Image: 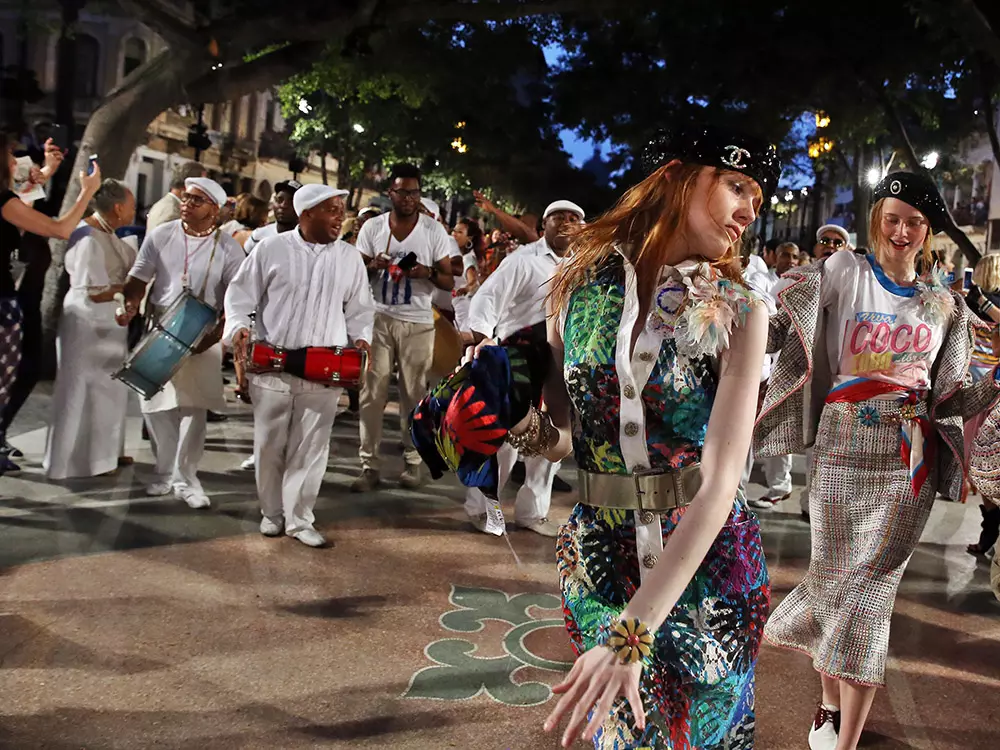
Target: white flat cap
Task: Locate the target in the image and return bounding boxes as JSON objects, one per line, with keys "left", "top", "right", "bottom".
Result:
{"left": 293, "top": 184, "right": 349, "bottom": 216}
{"left": 816, "top": 223, "right": 851, "bottom": 245}
{"left": 543, "top": 200, "right": 585, "bottom": 220}
{"left": 184, "top": 177, "right": 227, "bottom": 207}
{"left": 420, "top": 197, "right": 441, "bottom": 219}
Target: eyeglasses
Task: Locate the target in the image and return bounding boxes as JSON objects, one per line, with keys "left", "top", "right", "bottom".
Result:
{"left": 817, "top": 236, "right": 846, "bottom": 248}
{"left": 390, "top": 188, "right": 421, "bottom": 199}
{"left": 180, "top": 193, "right": 209, "bottom": 208}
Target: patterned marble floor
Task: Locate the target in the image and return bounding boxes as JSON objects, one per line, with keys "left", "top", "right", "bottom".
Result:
{"left": 1, "top": 387, "right": 998, "bottom": 749}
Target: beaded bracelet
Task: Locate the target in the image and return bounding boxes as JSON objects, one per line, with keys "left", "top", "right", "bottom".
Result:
{"left": 506, "top": 407, "right": 556, "bottom": 456}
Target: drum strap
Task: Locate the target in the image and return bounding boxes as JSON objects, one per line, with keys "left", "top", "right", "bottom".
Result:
{"left": 195, "top": 230, "right": 222, "bottom": 301}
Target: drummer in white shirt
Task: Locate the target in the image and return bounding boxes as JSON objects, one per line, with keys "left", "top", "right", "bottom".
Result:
{"left": 119, "top": 177, "right": 244, "bottom": 508}
{"left": 464, "top": 199, "right": 584, "bottom": 537}
{"left": 225, "top": 185, "right": 374, "bottom": 548}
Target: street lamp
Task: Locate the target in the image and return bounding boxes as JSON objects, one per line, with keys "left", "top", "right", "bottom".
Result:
{"left": 921, "top": 151, "right": 939, "bottom": 170}
{"left": 298, "top": 99, "right": 311, "bottom": 114}
{"left": 866, "top": 167, "right": 881, "bottom": 186}
{"left": 784, "top": 190, "right": 794, "bottom": 202}
{"left": 815, "top": 111, "right": 831, "bottom": 129}
{"left": 352, "top": 123, "right": 365, "bottom": 134}
{"left": 770, "top": 195, "right": 779, "bottom": 206}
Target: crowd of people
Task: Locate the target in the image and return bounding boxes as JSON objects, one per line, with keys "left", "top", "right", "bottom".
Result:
{"left": 2, "top": 124, "right": 1000, "bottom": 750}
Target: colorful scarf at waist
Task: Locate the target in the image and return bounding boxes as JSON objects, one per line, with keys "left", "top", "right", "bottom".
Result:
{"left": 826, "top": 377, "right": 933, "bottom": 497}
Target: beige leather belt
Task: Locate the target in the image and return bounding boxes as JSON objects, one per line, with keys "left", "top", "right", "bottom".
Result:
{"left": 578, "top": 465, "right": 702, "bottom": 513}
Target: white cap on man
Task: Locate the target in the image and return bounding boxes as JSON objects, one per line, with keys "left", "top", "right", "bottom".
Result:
{"left": 184, "top": 177, "right": 228, "bottom": 208}
{"left": 543, "top": 200, "right": 585, "bottom": 221}
{"left": 816, "top": 224, "right": 851, "bottom": 246}
{"left": 293, "top": 184, "right": 349, "bottom": 216}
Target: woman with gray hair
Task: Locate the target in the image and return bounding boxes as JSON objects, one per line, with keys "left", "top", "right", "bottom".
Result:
{"left": 44, "top": 179, "right": 137, "bottom": 479}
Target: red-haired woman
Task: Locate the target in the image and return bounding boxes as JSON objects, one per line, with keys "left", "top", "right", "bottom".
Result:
{"left": 506, "top": 126, "right": 779, "bottom": 748}
{"left": 756, "top": 171, "right": 1000, "bottom": 750}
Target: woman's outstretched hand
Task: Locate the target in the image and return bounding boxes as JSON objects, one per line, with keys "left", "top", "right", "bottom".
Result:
{"left": 543, "top": 645, "right": 645, "bottom": 747}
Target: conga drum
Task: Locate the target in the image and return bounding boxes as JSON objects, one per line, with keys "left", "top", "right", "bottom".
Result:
{"left": 431, "top": 308, "right": 463, "bottom": 378}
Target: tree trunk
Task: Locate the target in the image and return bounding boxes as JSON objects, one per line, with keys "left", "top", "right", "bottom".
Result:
{"left": 39, "top": 49, "right": 201, "bottom": 374}
{"left": 320, "top": 151, "right": 328, "bottom": 185}
{"left": 982, "top": 65, "right": 1000, "bottom": 169}
{"left": 55, "top": 0, "right": 84, "bottom": 135}
{"left": 850, "top": 142, "right": 870, "bottom": 247}
{"left": 879, "top": 88, "right": 982, "bottom": 262}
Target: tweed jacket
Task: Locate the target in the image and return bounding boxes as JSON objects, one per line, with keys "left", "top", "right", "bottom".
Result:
{"left": 754, "top": 258, "right": 1000, "bottom": 500}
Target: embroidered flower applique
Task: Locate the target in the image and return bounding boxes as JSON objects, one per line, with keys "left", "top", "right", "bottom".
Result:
{"left": 858, "top": 405, "right": 880, "bottom": 427}
{"left": 653, "top": 265, "right": 757, "bottom": 359}
{"left": 915, "top": 265, "right": 956, "bottom": 325}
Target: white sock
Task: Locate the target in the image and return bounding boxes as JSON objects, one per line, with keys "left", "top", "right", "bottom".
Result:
{"left": 821, "top": 702, "right": 840, "bottom": 713}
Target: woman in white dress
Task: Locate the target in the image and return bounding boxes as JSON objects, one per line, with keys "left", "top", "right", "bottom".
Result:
{"left": 44, "top": 180, "right": 136, "bottom": 479}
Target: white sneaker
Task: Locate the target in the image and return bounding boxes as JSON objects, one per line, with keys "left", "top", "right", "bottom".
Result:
{"left": 177, "top": 487, "right": 211, "bottom": 509}
{"left": 260, "top": 517, "right": 283, "bottom": 537}
{"left": 468, "top": 513, "right": 490, "bottom": 534}
{"left": 241, "top": 455, "right": 255, "bottom": 471}
{"left": 516, "top": 517, "right": 561, "bottom": 537}
{"left": 147, "top": 481, "right": 173, "bottom": 497}
{"left": 808, "top": 704, "right": 840, "bottom": 750}
{"left": 291, "top": 528, "right": 327, "bottom": 548}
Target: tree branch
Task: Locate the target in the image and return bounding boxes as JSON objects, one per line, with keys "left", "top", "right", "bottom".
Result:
{"left": 391, "top": 0, "right": 613, "bottom": 25}
{"left": 116, "top": 0, "right": 207, "bottom": 54}
{"left": 981, "top": 57, "right": 1000, "bottom": 169}
{"left": 184, "top": 41, "right": 325, "bottom": 104}
{"left": 948, "top": 0, "right": 1000, "bottom": 71}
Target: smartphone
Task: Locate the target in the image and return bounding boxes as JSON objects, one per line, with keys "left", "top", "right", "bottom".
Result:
{"left": 398, "top": 251, "right": 418, "bottom": 271}
{"left": 87, "top": 154, "right": 99, "bottom": 176}
{"left": 48, "top": 124, "right": 68, "bottom": 149}
{"left": 964, "top": 267, "right": 974, "bottom": 290}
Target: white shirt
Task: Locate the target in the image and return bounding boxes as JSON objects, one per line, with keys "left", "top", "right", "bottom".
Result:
{"left": 743, "top": 254, "right": 777, "bottom": 382}
{"left": 822, "top": 251, "right": 945, "bottom": 391}
{"left": 356, "top": 213, "right": 452, "bottom": 325}
{"left": 129, "top": 220, "right": 244, "bottom": 310}
{"left": 467, "top": 241, "right": 560, "bottom": 342}
{"left": 145, "top": 192, "right": 181, "bottom": 231}
{"left": 243, "top": 223, "right": 280, "bottom": 254}
{"left": 223, "top": 230, "right": 375, "bottom": 350}
{"left": 507, "top": 235, "right": 554, "bottom": 258}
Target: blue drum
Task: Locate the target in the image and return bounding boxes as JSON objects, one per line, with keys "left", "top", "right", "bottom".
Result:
{"left": 114, "top": 291, "right": 219, "bottom": 399}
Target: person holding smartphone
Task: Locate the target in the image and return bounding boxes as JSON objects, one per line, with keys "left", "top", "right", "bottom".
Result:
{"left": 353, "top": 163, "right": 454, "bottom": 491}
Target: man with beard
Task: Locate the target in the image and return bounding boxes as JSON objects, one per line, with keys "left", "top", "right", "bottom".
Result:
{"left": 244, "top": 179, "right": 302, "bottom": 254}
{"left": 352, "top": 164, "right": 454, "bottom": 491}
{"left": 225, "top": 185, "right": 374, "bottom": 548}
{"left": 462, "top": 200, "right": 584, "bottom": 537}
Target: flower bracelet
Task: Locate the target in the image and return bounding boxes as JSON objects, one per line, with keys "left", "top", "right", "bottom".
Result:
{"left": 599, "top": 616, "right": 655, "bottom": 666}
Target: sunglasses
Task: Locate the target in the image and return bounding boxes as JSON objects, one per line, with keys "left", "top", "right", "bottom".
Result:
{"left": 817, "top": 236, "right": 846, "bottom": 248}
{"left": 180, "top": 193, "right": 209, "bottom": 208}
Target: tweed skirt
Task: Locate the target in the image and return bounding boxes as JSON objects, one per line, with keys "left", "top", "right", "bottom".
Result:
{"left": 763, "top": 397, "right": 937, "bottom": 686}
{"left": 970, "top": 404, "right": 1000, "bottom": 499}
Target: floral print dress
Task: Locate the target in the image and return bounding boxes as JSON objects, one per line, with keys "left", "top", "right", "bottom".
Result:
{"left": 557, "top": 253, "right": 769, "bottom": 750}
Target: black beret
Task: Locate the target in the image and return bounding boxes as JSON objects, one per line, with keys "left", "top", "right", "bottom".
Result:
{"left": 641, "top": 125, "right": 782, "bottom": 205}
{"left": 871, "top": 171, "right": 949, "bottom": 233}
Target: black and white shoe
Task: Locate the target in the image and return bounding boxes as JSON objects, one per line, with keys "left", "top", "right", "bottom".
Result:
{"left": 808, "top": 703, "right": 840, "bottom": 750}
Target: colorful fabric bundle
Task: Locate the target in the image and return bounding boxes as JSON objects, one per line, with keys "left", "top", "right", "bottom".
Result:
{"left": 409, "top": 323, "right": 549, "bottom": 495}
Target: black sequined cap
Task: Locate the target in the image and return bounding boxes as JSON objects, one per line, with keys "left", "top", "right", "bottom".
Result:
{"left": 640, "top": 126, "right": 782, "bottom": 205}
{"left": 871, "top": 171, "right": 949, "bottom": 234}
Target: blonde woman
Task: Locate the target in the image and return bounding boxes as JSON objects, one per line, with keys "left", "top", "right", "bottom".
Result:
{"left": 757, "top": 172, "right": 1000, "bottom": 750}
{"left": 965, "top": 253, "right": 1000, "bottom": 555}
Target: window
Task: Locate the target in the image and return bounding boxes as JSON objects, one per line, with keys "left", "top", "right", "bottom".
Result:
{"left": 122, "top": 37, "right": 147, "bottom": 79}
{"left": 75, "top": 34, "right": 100, "bottom": 98}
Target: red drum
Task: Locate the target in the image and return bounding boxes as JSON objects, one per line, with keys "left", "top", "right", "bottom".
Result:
{"left": 247, "top": 342, "right": 366, "bottom": 388}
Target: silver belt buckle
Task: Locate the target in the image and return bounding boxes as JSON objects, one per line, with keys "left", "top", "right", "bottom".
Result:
{"left": 632, "top": 467, "right": 670, "bottom": 513}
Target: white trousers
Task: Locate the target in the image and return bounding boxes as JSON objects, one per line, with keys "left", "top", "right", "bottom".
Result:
{"left": 250, "top": 377, "right": 341, "bottom": 536}
{"left": 740, "top": 448, "right": 793, "bottom": 499}
{"left": 145, "top": 407, "right": 207, "bottom": 493}
{"left": 464, "top": 442, "right": 560, "bottom": 524}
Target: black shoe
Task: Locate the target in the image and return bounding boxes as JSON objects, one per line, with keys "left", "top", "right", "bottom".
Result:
{"left": 509, "top": 461, "right": 526, "bottom": 485}
{"left": 2, "top": 441, "right": 23, "bottom": 458}
{"left": 968, "top": 506, "right": 1000, "bottom": 555}
{"left": 552, "top": 474, "right": 572, "bottom": 493}
{"left": 141, "top": 422, "right": 150, "bottom": 441}
{"left": 207, "top": 411, "right": 228, "bottom": 423}
{"left": 1, "top": 456, "right": 21, "bottom": 475}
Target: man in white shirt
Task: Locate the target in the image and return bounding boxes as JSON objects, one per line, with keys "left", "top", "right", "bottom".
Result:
{"left": 225, "top": 185, "right": 374, "bottom": 548}
{"left": 352, "top": 164, "right": 455, "bottom": 491}
{"left": 243, "top": 179, "right": 302, "bottom": 254}
{"left": 463, "top": 199, "right": 584, "bottom": 537}
{"left": 146, "top": 162, "right": 207, "bottom": 231}
{"left": 120, "top": 178, "right": 244, "bottom": 508}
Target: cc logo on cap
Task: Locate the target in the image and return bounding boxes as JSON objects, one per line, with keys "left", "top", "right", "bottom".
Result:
{"left": 722, "top": 145, "right": 751, "bottom": 170}
{"left": 890, "top": 180, "right": 902, "bottom": 195}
